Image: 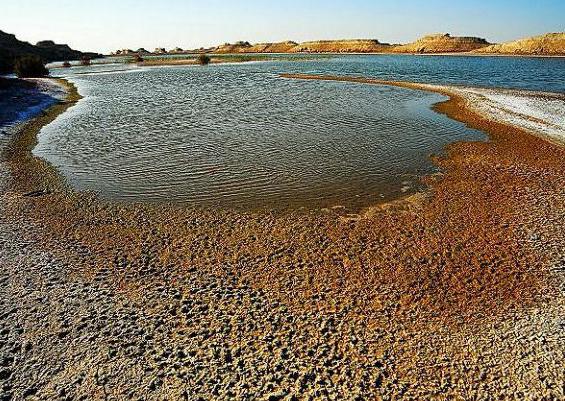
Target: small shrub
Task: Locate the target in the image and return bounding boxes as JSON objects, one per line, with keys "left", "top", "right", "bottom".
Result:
{"left": 134, "top": 54, "right": 144, "bottom": 63}
{"left": 14, "top": 55, "right": 48, "bottom": 78}
{"left": 80, "top": 56, "right": 91, "bottom": 66}
{"left": 63, "top": 61, "right": 72, "bottom": 68}
{"left": 198, "top": 54, "right": 211, "bottom": 65}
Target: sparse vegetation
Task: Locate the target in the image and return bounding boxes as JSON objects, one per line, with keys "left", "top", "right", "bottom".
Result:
{"left": 13, "top": 55, "right": 48, "bottom": 78}
{"left": 198, "top": 53, "right": 211, "bottom": 65}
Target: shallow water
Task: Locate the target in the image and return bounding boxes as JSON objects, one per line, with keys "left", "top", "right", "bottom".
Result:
{"left": 34, "top": 55, "right": 564, "bottom": 210}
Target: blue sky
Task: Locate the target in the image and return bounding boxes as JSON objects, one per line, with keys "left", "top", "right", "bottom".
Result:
{"left": 1, "top": 0, "right": 564, "bottom": 53}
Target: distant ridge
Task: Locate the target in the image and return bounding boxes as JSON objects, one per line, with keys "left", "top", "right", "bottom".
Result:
{"left": 110, "top": 32, "right": 565, "bottom": 57}
{"left": 211, "top": 39, "right": 393, "bottom": 54}
{"left": 473, "top": 33, "right": 565, "bottom": 55}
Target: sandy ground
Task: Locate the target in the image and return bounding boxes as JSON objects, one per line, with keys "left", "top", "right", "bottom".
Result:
{"left": 0, "top": 76, "right": 564, "bottom": 401}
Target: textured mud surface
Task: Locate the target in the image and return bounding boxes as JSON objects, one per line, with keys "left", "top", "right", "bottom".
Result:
{"left": 0, "top": 78, "right": 564, "bottom": 400}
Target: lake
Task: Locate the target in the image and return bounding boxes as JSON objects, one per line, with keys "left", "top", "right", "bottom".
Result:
{"left": 34, "top": 55, "right": 565, "bottom": 210}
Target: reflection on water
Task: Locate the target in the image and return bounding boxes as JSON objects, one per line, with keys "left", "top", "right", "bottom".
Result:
{"left": 35, "top": 55, "right": 565, "bottom": 209}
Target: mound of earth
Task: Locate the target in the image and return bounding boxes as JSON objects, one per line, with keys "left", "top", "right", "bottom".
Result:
{"left": 473, "top": 32, "right": 565, "bottom": 55}
{"left": 243, "top": 41, "right": 298, "bottom": 53}
{"left": 290, "top": 39, "right": 392, "bottom": 53}
{"left": 391, "top": 33, "right": 490, "bottom": 53}
{"left": 213, "top": 41, "right": 253, "bottom": 53}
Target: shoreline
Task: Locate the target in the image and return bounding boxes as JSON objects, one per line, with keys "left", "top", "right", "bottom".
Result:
{"left": 1, "top": 75, "right": 564, "bottom": 399}
{"left": 0, "top": 78, "right": 67, "bottom": 137}
{"left": 2, "top": 78, "right": 81, "bottom": 194}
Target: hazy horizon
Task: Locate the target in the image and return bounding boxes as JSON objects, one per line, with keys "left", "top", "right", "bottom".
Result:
{"left": 2, "top": 0, "right": 564, "bottom": 53}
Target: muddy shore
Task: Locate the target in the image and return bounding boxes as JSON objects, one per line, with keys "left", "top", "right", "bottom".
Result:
{"left": 0, "top": 76, "right": 563, "bottom": 400}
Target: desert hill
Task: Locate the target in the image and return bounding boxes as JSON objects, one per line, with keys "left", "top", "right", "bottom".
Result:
{"left": 289, "top": 39, "right": 392, "bottom": 53}
{"left": 214, "top": 41, "right": 299, "bottom": 53}
{"left": 213, "top": 41, "right": 252, "bottom": 53}
{"left": 473, "top": 33, "right": 565, "bottom": 55}
{"left": 0, "top": 30, "right": 102, "bottom": 73}
{"left": 245, "top": 41, "right": 298, "bottom": 53}
{"left": 391, "top": 33, "right": 490, "bottom": 53}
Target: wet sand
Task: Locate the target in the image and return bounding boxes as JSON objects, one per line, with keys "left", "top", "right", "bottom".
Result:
{"left": 0, "top": 76, "right": 563, "bottom": 400}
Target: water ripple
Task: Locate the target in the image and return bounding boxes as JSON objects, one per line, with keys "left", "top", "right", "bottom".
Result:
{"left": 37, "top": 57, "right": 564, "bottom": 209}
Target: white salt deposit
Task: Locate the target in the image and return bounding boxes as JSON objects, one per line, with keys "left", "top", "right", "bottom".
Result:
{"left": 449, "top": 86, "right": 565, "bottom": 145}
{"left": 0, "top": 78, "right": 68, "bottom": 137}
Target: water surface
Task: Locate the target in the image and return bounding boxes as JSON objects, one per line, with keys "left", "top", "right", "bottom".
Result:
{"left": 37, "top": 55, "right": 564, "bottom": 209}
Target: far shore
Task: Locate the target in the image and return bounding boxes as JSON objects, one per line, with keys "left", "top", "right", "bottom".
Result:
{"left": 136, "top": 55, "right": 287, "bottom": 67}
{"left": 46, "top": 50, "right": 565, "bottom": 70}
{"left": 105, "top": 32, "right": 565, "bottom": 59}
{"left": 108, "top": 51, "right": 565, "bottom": 59}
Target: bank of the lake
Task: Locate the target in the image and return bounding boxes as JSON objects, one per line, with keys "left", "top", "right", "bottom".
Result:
{"left": 0, "top": 75, "right": 563, "bottom": 400}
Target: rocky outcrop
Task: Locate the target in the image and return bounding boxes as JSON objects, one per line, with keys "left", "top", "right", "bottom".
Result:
{"left": 473, "top": 33, "right": 565, "bottom": 55}
{"left": 0, "top": 30, "right": 102, "bottom": 73}
{"left": 391, "top": 33, "right": 490, "bottom": 53}
{"left": 290, "top": 39, "right": 392, "bottom": 53}
{"left": 34, "top": 40, "right": 101, "bottom": 61}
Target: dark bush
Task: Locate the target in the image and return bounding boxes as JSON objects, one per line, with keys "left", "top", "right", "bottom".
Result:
{"left": 13, "top": 55, "right": 48, "bottom": 78}
{"left": 63, "top": 61, "right": 72, "bottom": 68}
{"left": 80, "top": 56, "right": 91, "bottom": 66}
{"left": 133, "top": 54, "right": 144, "bottom": 63}
{"left": 198, "top": 53, "right": 211, "bottom": 65}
